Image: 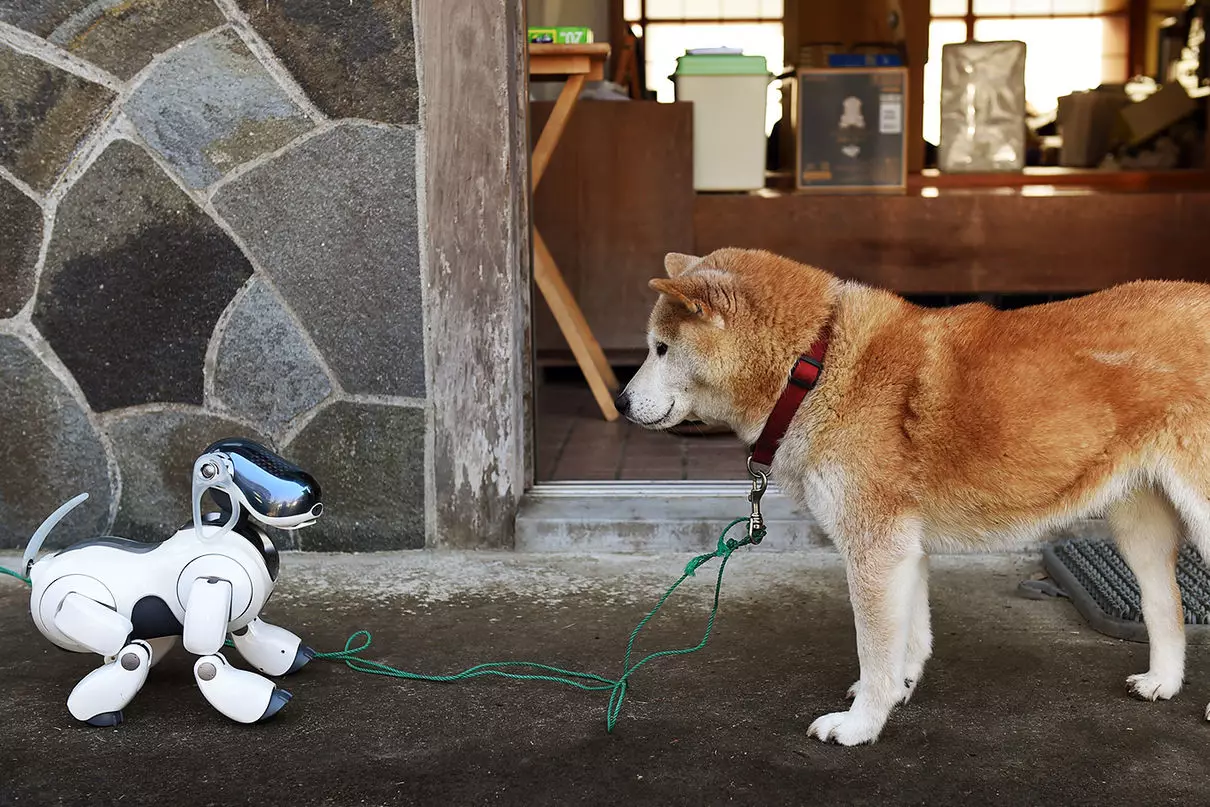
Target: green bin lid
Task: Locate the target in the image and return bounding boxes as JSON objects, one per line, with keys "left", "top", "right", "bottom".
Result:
{"left": 673, "top": 53, "right": 769, "bottom": 76}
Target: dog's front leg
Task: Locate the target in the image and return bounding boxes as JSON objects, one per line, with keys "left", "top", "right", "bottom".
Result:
{"left": 847, "top": 551, "right": 931, "bottom": 705}
{"left": 810, "top": 524, "right": 924, "bottom": 746}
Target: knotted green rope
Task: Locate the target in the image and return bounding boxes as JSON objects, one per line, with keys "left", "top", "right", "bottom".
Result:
{"left": 2, "top": 517, "right": 762, "bottom": 732}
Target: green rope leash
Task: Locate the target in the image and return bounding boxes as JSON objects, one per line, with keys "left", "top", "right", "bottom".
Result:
{"left": 314, "top": 517, "right": 760, "bottom": 731}
{"left": 1, "top": 517, "right": 761, "bottom": 732}
{"left": 0, "top": 566, "right": 30, "bottom": 586}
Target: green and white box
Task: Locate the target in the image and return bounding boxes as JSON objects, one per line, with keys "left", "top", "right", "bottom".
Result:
{"left": 528, "top": 27, "right": 594, "bottom": 45}
{"left": 673, "top": 53, "right": 772, "bottom": 191}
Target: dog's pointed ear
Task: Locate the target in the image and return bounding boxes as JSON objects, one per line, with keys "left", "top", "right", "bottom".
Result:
{"left": 648, "top": 271, "right": 733, "bottom": 328}
{"left": 664, "top": 252, "right": 698, "bottom": 277}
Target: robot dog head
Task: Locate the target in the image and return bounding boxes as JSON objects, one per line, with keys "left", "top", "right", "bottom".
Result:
{"left": 198, "top": 437, "right": 324, "bottom": 532}
{"left": 193, "top": 439, "right": 323, "bottom": 544}
{"left": 199, "top": 439, "right": 323, "bottom": 530}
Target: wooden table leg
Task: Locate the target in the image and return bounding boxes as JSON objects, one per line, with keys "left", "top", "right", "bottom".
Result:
{"left": 529, "top": 69, "right": 619, "bottom": 420}
{"left": 532, "top": 73, "right": 585, "bottom": 191}
{"left": 533, "top": 229, "right": 620, "bottom": 421}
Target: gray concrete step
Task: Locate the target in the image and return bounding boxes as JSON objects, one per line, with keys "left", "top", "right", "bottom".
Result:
{"left": 516, "top": 481, "right": 830, "bottom": 553}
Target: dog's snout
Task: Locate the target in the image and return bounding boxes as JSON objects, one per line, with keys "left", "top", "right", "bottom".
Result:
{"left": 614, "top": 392, "right": 631, "bottom": 416}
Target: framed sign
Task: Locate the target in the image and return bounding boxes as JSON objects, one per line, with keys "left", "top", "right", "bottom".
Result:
{"left": 794, "top": 67, "right": 908, "bottom": 193}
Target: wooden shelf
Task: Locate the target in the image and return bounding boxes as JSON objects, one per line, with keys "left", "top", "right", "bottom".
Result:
{"left": 909, "top": 168, "right": 1210, "bottom": 194}
{"left": 528, "top": 43, "right": 610, "bottom": 82}
{"left": 763, "top": 168, "right": 1210, "bottom": 195}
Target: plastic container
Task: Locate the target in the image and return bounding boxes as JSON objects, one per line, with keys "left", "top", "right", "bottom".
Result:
{"left": 673, "top": 53, "right": 771, "bottom": 191}
{"left": 938, "top": 40, "right": 1027, "bottom": 173}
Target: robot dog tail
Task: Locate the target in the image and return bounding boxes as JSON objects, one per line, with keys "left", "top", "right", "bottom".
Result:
{"left": 22, "top": 492, "right": 89, "bottom": 575}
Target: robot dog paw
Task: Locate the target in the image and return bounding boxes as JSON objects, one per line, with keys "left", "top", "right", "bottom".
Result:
{"left": 261, "top": 688, "right": 293, "bottom": 721}
{"left": 194, "top": 653, "right": 295, "bottom": 724}
{"left": 84, "top": 710, "right": 123, "bottom": 727}
{"left": 230, "top": 619, "right": 315, "bottom": 677}
{"left": 287, "top": 645, "right": 316, "bottom": 675}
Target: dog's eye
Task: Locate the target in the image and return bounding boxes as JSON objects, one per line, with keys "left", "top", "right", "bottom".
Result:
{"left": 655, "top": 342, "right": 668, "bottom": 357}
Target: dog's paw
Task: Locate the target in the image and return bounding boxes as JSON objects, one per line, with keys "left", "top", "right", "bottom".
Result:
{"left": 808, "top": 710, "right": 884, "bottom": 746}
{"left": 1127, "top": 671, "right": 1181, "bottom": 701}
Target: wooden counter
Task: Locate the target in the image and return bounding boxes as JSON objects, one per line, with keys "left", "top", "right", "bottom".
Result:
{"left": 530, "top": 100, "right": 694, "bottom": 355}
{"left": 531, "top": 100, "right": 1210, "bottom": 358}
{"left": 694, "top": 188, "right": 1210, "bottom": 295}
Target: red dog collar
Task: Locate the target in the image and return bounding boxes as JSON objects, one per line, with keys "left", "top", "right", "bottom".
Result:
{"left": 749, "top": 327, "right": 830, "bottom": 471}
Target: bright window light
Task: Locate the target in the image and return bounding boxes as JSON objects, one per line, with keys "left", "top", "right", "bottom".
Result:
{"left": 629, "top": 0, "right": 784, "bottom": 19}
{"left": 642, "top": 22, "right": 785, "bottom": 134}
{"left": 924, "top": 20, "right": 968, "bottom": 146}
{"left": 923, "top": 15, "right": 1128, "bottom": 146}
{"left": 975, "top": 17, "right": 1123, "bottom": 112}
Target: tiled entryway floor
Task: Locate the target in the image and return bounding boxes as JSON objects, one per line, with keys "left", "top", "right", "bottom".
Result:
{"left": 537, "top": 380, "right": 749, "bottom": 481}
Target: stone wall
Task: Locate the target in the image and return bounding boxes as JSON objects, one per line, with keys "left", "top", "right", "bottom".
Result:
{"left": 0, "top": 1, "right": 428, "bottom": 552}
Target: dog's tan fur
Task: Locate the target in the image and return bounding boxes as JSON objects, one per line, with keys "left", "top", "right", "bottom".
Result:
{"left": 622, "top": 247, "right": 1210, "bottom": 745}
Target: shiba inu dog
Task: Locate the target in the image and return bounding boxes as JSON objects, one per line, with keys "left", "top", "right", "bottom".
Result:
{"left": 617, "top": 247, "right": 1210, "bottom": 745}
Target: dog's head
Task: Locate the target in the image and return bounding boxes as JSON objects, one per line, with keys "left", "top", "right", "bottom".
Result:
{"left": 617, "top": 248, "right": 836, "bottom": 444}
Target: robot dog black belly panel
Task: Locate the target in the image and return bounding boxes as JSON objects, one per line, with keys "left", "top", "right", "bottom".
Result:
{"left": 129, "top": 595, "right": 184, "bottom": 639}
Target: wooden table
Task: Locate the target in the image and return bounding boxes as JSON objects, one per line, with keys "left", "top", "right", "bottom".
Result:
{"left": 528, "top": 43, "right": 620, "bottom": 421}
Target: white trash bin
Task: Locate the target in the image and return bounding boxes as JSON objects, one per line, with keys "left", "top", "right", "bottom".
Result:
{"left": 673, "top": 53, "right": 771, "bottom": 191}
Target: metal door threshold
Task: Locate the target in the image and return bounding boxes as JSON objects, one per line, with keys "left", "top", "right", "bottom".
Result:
{"left": 517, "top": 482, "right": 1109, "bottom": 554}
{"left": 516, "top": 480, "right": 830, "bottom": 553}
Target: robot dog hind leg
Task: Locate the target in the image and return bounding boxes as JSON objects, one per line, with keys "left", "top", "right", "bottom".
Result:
{"left": 54, "top": 593, "right": 152, "bottom": 726}
{"left": 69, "top": 641, "right": 153, "bottom": 726}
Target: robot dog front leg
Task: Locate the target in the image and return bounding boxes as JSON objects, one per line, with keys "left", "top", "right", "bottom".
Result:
{"left": 53, "top": 593, "right": 151, "bottom": 726}
{"left": 230, "top": 618, "right": 315, "bottom": 677}
{"left": 182, "top": 578, "right": 292, "bottom": 723}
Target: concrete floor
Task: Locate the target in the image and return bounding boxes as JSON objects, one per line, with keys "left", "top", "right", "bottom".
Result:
{"left": 2, "top": 549, "right": 1207, "bottom": 806}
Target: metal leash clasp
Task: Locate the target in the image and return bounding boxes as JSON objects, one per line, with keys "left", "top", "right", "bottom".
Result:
{"left": 745, "top": 456, "right": 768, "bottom": 543}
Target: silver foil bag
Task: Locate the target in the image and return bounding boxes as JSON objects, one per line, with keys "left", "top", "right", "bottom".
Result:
{"left": 939, "top": 40, "right": 1027, "bottom": 173}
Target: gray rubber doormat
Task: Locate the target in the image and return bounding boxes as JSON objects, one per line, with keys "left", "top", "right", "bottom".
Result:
{"left": 1040, "top": 537, "right": 1210, "bottom": 642}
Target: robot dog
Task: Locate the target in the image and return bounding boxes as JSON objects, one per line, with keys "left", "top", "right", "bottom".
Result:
{"left": 21, "top": 438, "right": 323, "bottom": 727}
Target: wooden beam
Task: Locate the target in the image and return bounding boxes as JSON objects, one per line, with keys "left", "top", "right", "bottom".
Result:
{"left": 418, "top": 0, "right": 532, "bottom": 548}
{"left": 902, "top": 0, "right": 928, "bottom": 173}
{"left": 608, "top": 0, "right": 628, "bottom": 84}
{"left": 1127, "top": 0, "right": 1149, "bottom": 77}
{"left": 783, "top": 0, "right": 800, "bottom": 68}
{"left": 530, "top": 73, "right": 585, "bottom": 189}
{"left": 911, "top": 167, "right": 1210, "bottom": 192}
{"left": 532, "top": 230, "right": 620, "bottom": 419}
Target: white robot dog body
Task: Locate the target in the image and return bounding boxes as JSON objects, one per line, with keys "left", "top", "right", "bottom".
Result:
{"left": 30, "top": 521, "right": 274, "bottom": 653}
{"left": 23, "top": 439, "right": 323, "bottom": 727}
